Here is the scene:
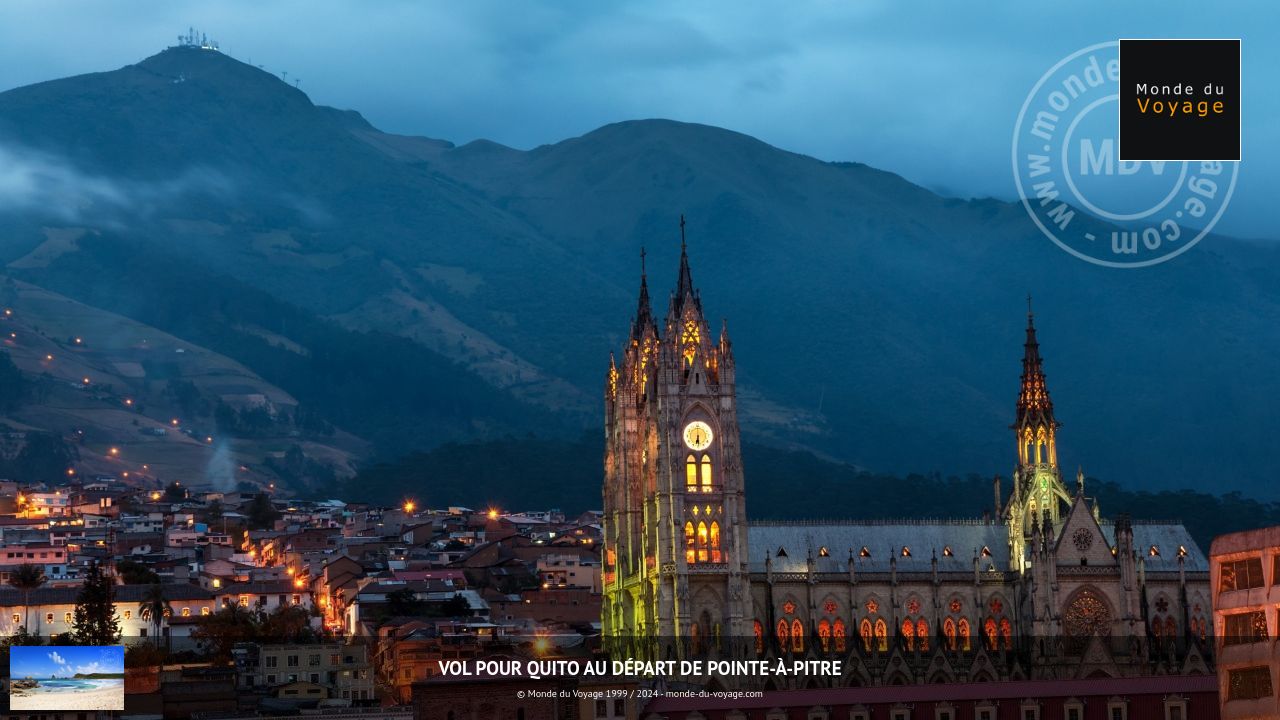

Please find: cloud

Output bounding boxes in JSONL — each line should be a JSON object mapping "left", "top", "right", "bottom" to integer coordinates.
{"left": 75, "top": 661, "right": 113, "bottom": 675}
{"left": 0, "top": 143, "right": 235, "bottom": 222}
{"left": 48, "top": 650, "right": 65, "bottom": 665}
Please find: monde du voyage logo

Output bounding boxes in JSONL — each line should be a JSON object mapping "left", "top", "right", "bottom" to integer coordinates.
{"left": 1013, "top": 40, "right": 1240, "bottom": 268}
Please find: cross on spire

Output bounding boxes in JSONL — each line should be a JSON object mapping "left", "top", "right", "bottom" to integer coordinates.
{"left": 680, "top": 214, "right": 687, "bottom": 251}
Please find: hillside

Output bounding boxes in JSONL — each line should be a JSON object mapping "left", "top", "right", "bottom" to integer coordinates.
{"left": 0, "top": 272, "right": 362, "bottom": 492}
{"left": 1, "top": 46, "right": 1279, "bottom": 496}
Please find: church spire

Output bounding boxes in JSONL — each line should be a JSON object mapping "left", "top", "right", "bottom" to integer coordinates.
{"left": 1015, "top": 295, "right": 1058, "bottom": 431}
{"left": 669, "top": 214, "right": 701, "bottom": 320}
{"left": 631, "top": 247, "right": 655, "bottom": 340}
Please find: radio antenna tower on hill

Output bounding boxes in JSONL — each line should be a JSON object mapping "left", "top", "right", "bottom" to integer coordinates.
{"left": 175, "top": 26, "right": 220, "bottom": 51}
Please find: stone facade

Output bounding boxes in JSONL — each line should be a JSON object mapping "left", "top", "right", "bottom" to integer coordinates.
{"left": 602, "top": 227, "right": 1212, "bottom": 686}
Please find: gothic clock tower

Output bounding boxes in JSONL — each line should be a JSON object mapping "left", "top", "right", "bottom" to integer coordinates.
{"left": 602, "top": 218, "right": 753, "bottom": 661}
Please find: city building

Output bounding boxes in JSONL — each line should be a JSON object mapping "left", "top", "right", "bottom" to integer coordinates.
{"left": 1210, "top": 526, "right": 1280, "bottom": 718}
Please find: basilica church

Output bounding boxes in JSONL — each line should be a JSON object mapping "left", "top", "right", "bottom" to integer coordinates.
{"left": 601, "top": 225, "right": 1212, "bottom": 685}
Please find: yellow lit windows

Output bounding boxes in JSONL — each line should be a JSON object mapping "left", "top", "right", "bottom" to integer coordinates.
{"left": 696, "top": 522, "right": 709, "bottom": 562}
{"left": 686, "top": 455, "right": 697, "bottom": 491}
{"left": 833, "top": 619, "right": 846, "bottom": 652}
{"left": 709, "top": 521, "right": 722, "bottom": 563}
{"left": 958, "top": 618, "right": 972, "bottom": 651}
{"left": 682, "top": 320, "right": 700, "bottom": 366}
{"left": 859, "top": 619, "right": 873, "bottom": 652}
{"left": 874, "top": 618, "right": 888, "bottom": 652}
{"left": 791, "top": 618, "right": 804, "bottom": 653}
{"left": 700, "top": 455, "right": 713, "bottom": 491}
{"left": 917, "top": 619, "right": 930, "bottom": 652}
{"left": 902, "top": 619, "right": 915, "bottom": 651}
{"left": 818, "top": 620, "right": 831, "bottom": 652}
{"left": 944, "top": 618, "right": 957, "bottom": 651}
{"left": 684, "top": 522, "right": 695, "bottom": 564}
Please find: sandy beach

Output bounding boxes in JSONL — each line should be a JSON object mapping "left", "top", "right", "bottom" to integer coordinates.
{"left": 10, "top": 680, "right": 124, "bottom": 711}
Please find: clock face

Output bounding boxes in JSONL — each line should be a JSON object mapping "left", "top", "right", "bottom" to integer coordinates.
{"left": 683, "top": 421, "right": 714, "bottom": 450}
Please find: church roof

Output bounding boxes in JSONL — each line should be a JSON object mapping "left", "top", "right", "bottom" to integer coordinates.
{"left": 747, "top": 520, "right": 1010, "bottom": 574}
{"left": 1100, "top": 521, "right": 1209, "bottom": 572}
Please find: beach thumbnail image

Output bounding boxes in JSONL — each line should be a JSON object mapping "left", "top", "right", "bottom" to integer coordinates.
{"left": 8, "top": 645, "right": 124, "bottom": 711}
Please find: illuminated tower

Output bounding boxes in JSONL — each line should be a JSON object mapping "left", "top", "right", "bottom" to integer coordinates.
{"left": 1005, "top": 299, "right": 1071, "bottom": 573}
{"left": 603, "top": 218, "right": 753, "bottom": 660}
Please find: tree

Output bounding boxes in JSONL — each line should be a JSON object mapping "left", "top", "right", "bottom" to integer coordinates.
{"left": 116, "top": 559, "right": 161, "bottom": 585}
{"left": 163, "top": 481, "right": 185, "bottom": 503}
{"left": 0, "top": 351, "right": 27, "bottom": 412}
{"left": 259, "top": 604, "right": 316, "bottom": 644}
{"left": 138, "top": 584, "right": 172, "bottom": 648}
{"left": 205, "top": 499, "right": 224, "bottom": 522}
{"left": 191, "top": 603, "right": 257, "bottom": 664}
{"left": 70, "top": 561, "right": 120, "bottom": 645}
{"left": 7, "top": 564, "right": 46, "bottom": 635}
{"left": 246, "top": 493, "right": 280, "bottom": 529}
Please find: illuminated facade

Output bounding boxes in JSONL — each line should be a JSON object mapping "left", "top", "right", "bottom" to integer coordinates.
{"left": 602, "top": 220, "right": 753, "bottom": 661}
{"left": 603, "top": 226, "right": 1212, "bottom": 685}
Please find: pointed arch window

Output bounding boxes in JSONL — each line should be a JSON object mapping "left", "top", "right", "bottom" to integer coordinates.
{"left": 777, "top": 619, "right": 789, "bottom": 647}
{"left": 701, "top": 454, "right": 713, "bottom": 492}
{"left": 690, "top": 621, "right": 701, "bottom": 655}
{"left": 999, "top": 617, "right": 1013, "bottom": 650}
{"left": 1164, "top": 616, "right": 1177, "bottom": 639}
{"left": 859, "top": 619, "right": 873, "bottom": 653}
{"left": 696, "top": 522, "right": 709, "bottom": 562}
{"left": 958, "top": 618, "right": 972, "bottom": 652}
{"left": 874, "top": 618, "right": 888, "bottom": 652}
{"left": 790, "top": 618, "right": 804, "bottom": 653}
{"left": 917, "top": 618, "right": 930, "bottom": 652}
{"left": 818, "top": 620, "right": 831, "bottom": 652}
{"left": 684, "top": 522, "right": 695, "bottom": 564}
{"left": 984, "top": 618, "right": 999, "bottom": 650}
{"left": 902, "top": 619, "right": 916, "bottom": 651}
{"left": 753, "top": 620, "right": 763, "bottom": 655}
{"left": 709, "top": 521, "right": 722, "bottom": 563}
{"left": 686, "top": 455, "right": 697, "bottom": 492}
{"left": 944, "top": 618, "right": 957, "bottom": 651}
{"left": 833, "top": 618, "right": 846, "bottom": 652}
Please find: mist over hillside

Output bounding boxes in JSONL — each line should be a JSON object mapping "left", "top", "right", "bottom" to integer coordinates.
{"left": 2, "top": 46, "right": 1278, "bottom": 498}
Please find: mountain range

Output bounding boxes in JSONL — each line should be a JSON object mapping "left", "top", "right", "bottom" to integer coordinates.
{"left": 1, "top": 45, "right": 1278, "bottom": 499}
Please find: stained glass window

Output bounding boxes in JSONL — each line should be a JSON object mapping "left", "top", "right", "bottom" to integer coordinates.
{"left": 1064, "top": 589, "right": 1111, "bottom": 638}
{"left": 777, "top": 619, "right": 789, "bottom": 646}
{"left": 917, "top": 619, "right": 929, "bottom": 652}
{"left": 984, "top": 618, "right": 998, "bottom": 650}
{"left": 709, "top": 522, "right": 722, "bottom": 563}
{"left": 859, "top": 619, "right": 873, "bottom": 652}
{"left": 833, "top": 619, "right": 846, "bottom": 652}
{"left": 824, "top": 599, "right": 838, "bottom": 615}
{"left": 696, "top": 522, "right": 709, "bottom": 562}
{"left": 791, "top": 619, "right": 804, "bottom": 653}
{"left": 685, "top": 455, "right": 697, "bottom": 492}
{"left": 1000, "top": 618, "right": 1013, "bottom": 650}
{"left": 958, "top": 618, "right": 971, "bottom": 652}
{"left": 902, "top": 619, "right": 916, "bottom": 651}
{"left": 700, "top": 455, "right": 713, "bottom": 492}
{"left": 818, "top": 620, "right": 831, "bottom": 652}
{"left": 874, "top": 618, "right": 888, "bottom": 652}
{"left": 944, "top": 618, "right": 957, "bottom": 651}
{"left": 754, "top": 620, "right": 763, "bottom": 655}
{"left": 684, "top": 522, "right": 695, "bottom": 564}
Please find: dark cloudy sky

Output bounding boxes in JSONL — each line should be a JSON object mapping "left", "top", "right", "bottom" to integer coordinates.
{"left": 0, "top": 1, "right": 1272, "bottom": 238}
